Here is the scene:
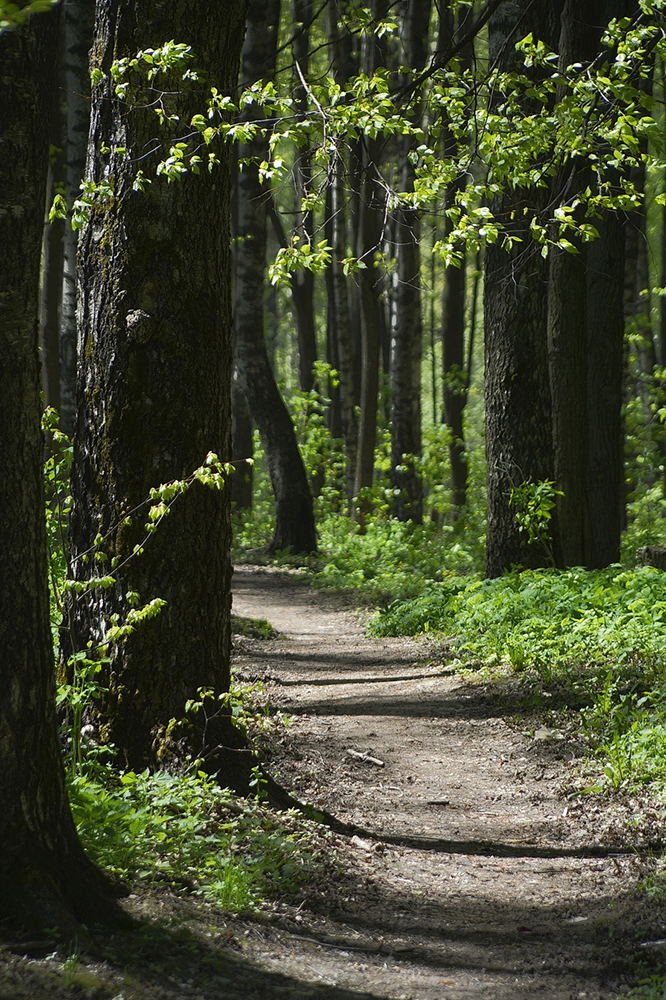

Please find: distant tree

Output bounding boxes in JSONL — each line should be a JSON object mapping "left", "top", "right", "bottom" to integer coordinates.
{"left": 234, "top": 0, "right": 317, "bottom": 554}
{"left": 388, "top": 0, "right": 431, "bottom": 524}
{"left": 438, "top": 0, "right": 474, "bottom": 517}
{"left": 59, "top": 0, "right": 94, "bottom": 435}
{"left": 353, "top": 0, "right": 390, "bottom": 521}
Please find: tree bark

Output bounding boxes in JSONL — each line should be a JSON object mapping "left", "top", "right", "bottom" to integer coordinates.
{"left": 388, "top": 0, "right": 431, "bottom": 524}
{"left": 67, "top": 0, "right": 249, "bottom": 781}
{"left": 330, "top": 157, "right": 358, "bottom": 507}
{"left": 59, "top": 0, "right": 94, "bottom": 436}
{"left": 353, "top": 2, "right": 389, "bottom": 520}
{"left": 0, "top": 10, "right": 119, "bottom": 936}
{"left": 484, "top": 0, "right": 563, "bottom": 578}
{"left": 326, "top": 0, "right": 358, "bottom": 508}
{"left": 587, "top": 211, "right": 625, "bottom": 566}
{"left": 291, "top": 0, "right": 318, "bottom": 391}
{"left": 439, "top": 1, "right": 473, "bottom": 517}
{"left": 545, "top": 0, "right": 602, "bottom": 568}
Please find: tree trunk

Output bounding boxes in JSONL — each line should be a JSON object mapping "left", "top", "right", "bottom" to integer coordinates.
{"left": 439, "top": 1, "right": 473, "bottom": 517}
{"left": 484, "top": 0, "right": 563, "bottom": 578}
{"left": 353, "top": 2, "right": 389, "bottom": 520}
{"left": 331, "top": 157, "right": 358, "bottom": 507}
{"left": 0, "top": 10, "right": 119, "bottom": 936}
{"left": 235, "top": 0, "right": 317, "bottom": 554}
{"left": 67, "top": 0, "right": 249, "bottom": 781}
{"left": 291, "top": 0, "right": 318, "bottom": 392}
{"left": 388, "top": 0, "right": 431, "bottom": 524}
{"left": 324, "top": 183, "right": 343, "bottom": 439}
{"left": 231, "top": 367, "right": 254, "bottom": 510}
{"left": 545, "top": 0, "right": 602, "bottom": 568}
{"left": 326, "top": 1, "right": 358, "bottom": 508}
{"left": 587, "top": 211, "right": 625, "bottom": 566}
{"left": 59, "top": 0, "right": 94, "bottom": 436}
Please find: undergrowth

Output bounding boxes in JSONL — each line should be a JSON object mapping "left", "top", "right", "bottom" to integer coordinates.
{"left": 44, "top": 410, "right": 324, "bottom": 916}
{"left": 370, "top": 566, "right": 666, "bottom": 793}
{"left": 68, "top": 768, "right": 324, "bottom": 912}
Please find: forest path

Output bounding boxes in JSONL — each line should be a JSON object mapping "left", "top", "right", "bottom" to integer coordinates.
{"left": 230, "top": 564, "right": 659, "bottom": 1000}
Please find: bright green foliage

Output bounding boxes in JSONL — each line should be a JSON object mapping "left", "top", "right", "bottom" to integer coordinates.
{"left": 53, "top": 7, "right": 666, "bottom": 270}
{"left": 43, "top": 409, "right": 320, "bottom": 912}
{"left": 621, "top": 977, "right": 666, "bottom": 999}
{"left": 509, "top": 479, "right": 563, "bottom": 566}
{"left": 0, "top": 0, "right": 56, "bottom": 31}
{"left": 68, "top": 769, "right": 323, "bottom": 911}
{"left": 43, "top": 407, "right": 73, "bottom": 640}
{"left": 370, "top": 566, "right": 666, "bottom": 791}
{"left": 315, "top": 518, "right": 478, "bottom": 598}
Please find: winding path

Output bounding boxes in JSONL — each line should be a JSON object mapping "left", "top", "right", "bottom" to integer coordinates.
{"left": 230, "top": 565, "right": 659, "bottom": 1000}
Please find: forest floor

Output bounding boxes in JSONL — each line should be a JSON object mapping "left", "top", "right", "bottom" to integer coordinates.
{"left": 4, "top": 564, "right": 666, "bottom": 999}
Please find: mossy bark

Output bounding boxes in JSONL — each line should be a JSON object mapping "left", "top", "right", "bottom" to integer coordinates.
{"left": 67, "top": 0, "right": 249, "bottom": 784}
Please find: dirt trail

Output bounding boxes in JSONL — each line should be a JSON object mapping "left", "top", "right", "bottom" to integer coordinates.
{"left": 231, "top": 564, "right": 663, "bottom": 1000}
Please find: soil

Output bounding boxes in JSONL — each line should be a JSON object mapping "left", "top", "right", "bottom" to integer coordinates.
{"left": 3, "top": 563, "right": 666, "bottom": 1000}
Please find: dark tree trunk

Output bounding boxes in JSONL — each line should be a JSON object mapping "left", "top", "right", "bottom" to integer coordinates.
{"left": 388, "top": 0, "right": 431, "bottom": 524}
{"left": 390, "top": 195, "right": 423, "bottom": 522}
{"left": 292, "top": 0, "right": 318, "bottom": 391}
{"left": 485, "top": 238, "right": 557, "bottom": 576}
{"left": 0, "top": 10, "right": 119, "bottom": 936}
{"left": 59, "top": 0, "right": 94, "bottom": 436}
{"left": 484, "top": 0, "right": 563, "bottom": 578}
{"left": 231, "top": 368, "right": 254, "bottom": 510}
{"left": 324, "top": 183, "right": 343, "bottom": 439}
{"left": 587, "top": 211, "right": 626, "bottom": 566}
{"left": 235, "top": 0, "right": 317, "bottom": 554}
{"left": 353, "top": 2, "right": 389, "bottom": 520}
{"left": 548, "top": 233, "right": 592, "bottom": 567}
{"left": 326, "top": 1, "right": 358, "bottom": 507}
{"left": 545, "top": 0, "right": 602, "bottom": 568}
{"left": 331, "top": 157, "right": 358, "bottom": 507}
{"left": 441, "top": 241, "right": 468, "bottom": 512}
{"left": 439, "top": 1, "right": 472, "bottom": 517}
{"left": 67, "top": 0, "right": 249, "bottom": 781}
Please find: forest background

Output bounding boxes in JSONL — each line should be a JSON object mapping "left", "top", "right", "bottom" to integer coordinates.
{"left": 7, "top": 2, "right": 666, "bottom": 996}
